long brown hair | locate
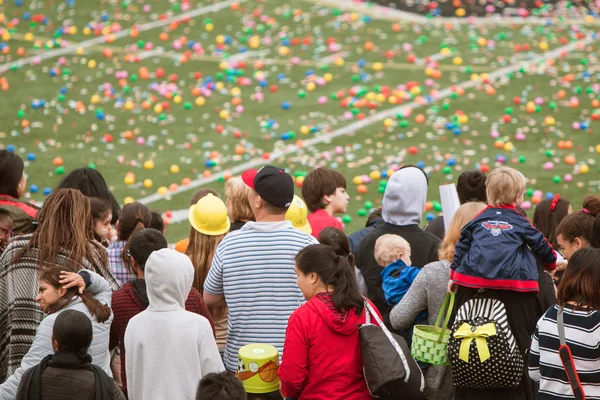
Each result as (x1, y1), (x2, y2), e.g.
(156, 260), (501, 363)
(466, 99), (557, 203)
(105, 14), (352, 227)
(186, 230), (225, 294)
(39, 266), (112, 323)
(118, 202), (151, 268)
(557, 248), (600, 310)
(19, 189), (108, 271)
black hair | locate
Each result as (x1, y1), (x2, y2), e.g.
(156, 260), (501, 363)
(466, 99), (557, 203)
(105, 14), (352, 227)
(57, 168), (121, 224)
(591, 216), (600, 249)
(196, 372), (246, 400)
(150, 211), (165, 233)
(557, 248), (600, 310)
(533, 198), (571, 250)
(366, 207), (382, 227)
(0, 150), (25, 198)
(129, 228), (168, 271)
(456, 170), (487, 204)
(317, 227), (354, 266)
(0, 208), (10, 218)
(52, 310), (93, 358)
(295, 244), (364, 315)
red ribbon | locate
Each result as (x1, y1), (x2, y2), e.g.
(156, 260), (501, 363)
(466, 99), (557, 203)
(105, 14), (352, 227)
(550, 193), (560, 211)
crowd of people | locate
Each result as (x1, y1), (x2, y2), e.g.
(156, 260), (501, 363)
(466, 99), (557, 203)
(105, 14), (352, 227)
(0, 147), (599, 400)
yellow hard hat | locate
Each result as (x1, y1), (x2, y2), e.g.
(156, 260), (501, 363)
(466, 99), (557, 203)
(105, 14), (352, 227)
(188, 193), (231, 235)
(285, 195), (311, 234)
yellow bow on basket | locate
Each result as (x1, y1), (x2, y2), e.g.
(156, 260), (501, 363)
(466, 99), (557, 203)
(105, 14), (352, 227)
(454, 322), (497, 363)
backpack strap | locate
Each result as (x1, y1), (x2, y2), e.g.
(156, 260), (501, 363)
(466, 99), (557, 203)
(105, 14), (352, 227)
(557, 307), (586, 400)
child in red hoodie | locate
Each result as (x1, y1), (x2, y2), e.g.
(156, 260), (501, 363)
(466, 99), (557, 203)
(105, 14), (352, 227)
(301, 167), (349, 238)
(279, 244), (380, 400)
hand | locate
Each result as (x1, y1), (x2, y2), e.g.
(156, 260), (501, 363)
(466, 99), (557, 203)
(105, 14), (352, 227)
(447, 280), (457, 293)
(555, 262), (567, 273)
(60, 272), (85, 294)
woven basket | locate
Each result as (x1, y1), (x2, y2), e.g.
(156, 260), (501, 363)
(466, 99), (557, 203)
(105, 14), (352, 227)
(411, 292), (455, 366)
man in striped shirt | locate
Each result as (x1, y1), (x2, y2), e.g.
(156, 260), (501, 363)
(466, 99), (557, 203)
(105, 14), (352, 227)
(204, 166), (318, 372)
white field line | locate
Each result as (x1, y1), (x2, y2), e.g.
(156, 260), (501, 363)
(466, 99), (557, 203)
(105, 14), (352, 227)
(415, 51), (453, 66)
(0, 0), (245, 74)
(319, 51), (350, 65)
(302, 0), (600, 26)
(137, 47), (166, 60)
(139, 35), (597, 206)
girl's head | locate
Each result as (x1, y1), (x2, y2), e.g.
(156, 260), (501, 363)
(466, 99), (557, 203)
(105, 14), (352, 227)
(52, 310), (93, 356)
(118, 202), (152, 267)
(37, 267), (111, 323)
(439, 202), (487, 261)
(295, 244), (363, 315)
(25, 189), (103, 269)
(225, 177), (254, 223)
(57, 168), (121, 224)
(317, 227), (354, 266)
(0, 150), (26, 198)
(89, 197), (112, 242)
(533, 195), (572, 250)
(557, 248), (600, 310)
(556, 195), (600, 260)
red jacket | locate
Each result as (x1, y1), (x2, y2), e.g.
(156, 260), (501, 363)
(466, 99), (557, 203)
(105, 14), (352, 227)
(307, 209), (343, 239)
(278, 293), (380, 400)
(110, 280), (214, 394)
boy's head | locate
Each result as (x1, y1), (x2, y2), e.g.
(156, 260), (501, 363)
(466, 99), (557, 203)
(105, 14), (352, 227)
(0, 209), (13, 242)
(129, 228), (168, 275)
(196, 372), (246, 400)
(150, 211), (166, 234)
(301, 167), (348, 214)
(51, 310), (93, 354)
(374, 234), (411, 267)
(486, 167), (526, 207)
(456, 170), (487, 204)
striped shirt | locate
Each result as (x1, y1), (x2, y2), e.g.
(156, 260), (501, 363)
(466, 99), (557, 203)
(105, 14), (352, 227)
(529, 304), (600, 400)
(204, 221), (318, 372)
(108, 240), (136, 285)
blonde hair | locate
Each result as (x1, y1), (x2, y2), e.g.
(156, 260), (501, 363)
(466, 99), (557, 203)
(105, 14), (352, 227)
(225, 177), (254, 223)
(486, 166), (526, 206)
(185, 230), (225, 294)
(374, 234), (411, 266)
(439, 202), (487, 261)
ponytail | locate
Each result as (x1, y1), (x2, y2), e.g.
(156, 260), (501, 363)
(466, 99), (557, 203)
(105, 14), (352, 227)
(79, 291), (112, 323)
(118, 203), (152, 269)
(296, 244), (364, 316)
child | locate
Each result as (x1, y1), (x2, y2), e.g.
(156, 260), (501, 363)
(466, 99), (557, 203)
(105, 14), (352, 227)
(196, 372), (246, 400)
(529, 247), (600, 399)
(89, 197), (113, 246)
(0, 208), (14, 253)
(149, 210), (165, 234)
(301, 167), (349, 238)
(449, 166), (557, 293)
(375, 234), (428, 323)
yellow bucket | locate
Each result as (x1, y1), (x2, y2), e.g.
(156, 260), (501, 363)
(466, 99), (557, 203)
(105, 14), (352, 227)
(237, 344), (280, 394)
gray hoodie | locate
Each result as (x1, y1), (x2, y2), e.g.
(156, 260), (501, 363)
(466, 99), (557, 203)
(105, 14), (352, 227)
(125, 249), (224, 400)
(382, 166), (428, 226)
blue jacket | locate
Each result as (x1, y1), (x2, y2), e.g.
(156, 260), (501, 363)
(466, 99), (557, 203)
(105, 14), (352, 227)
(450, 205), (557, 292)
(380, 260), (427, 322)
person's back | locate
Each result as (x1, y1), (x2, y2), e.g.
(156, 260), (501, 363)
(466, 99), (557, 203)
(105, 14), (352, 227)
(125, 249), (223, 400)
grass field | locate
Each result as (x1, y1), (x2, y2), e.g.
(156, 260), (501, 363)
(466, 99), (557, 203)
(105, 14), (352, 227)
(0, 0), (599, 241)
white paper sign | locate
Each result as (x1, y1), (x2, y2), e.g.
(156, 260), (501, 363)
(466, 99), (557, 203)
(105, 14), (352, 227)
(440, 184), (461, 230)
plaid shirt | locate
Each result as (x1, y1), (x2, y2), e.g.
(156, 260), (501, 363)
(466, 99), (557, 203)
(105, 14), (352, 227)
(108, 240), (137, 285)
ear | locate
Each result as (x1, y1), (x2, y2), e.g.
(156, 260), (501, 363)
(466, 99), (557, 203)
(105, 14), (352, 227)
(116, 220), (120, 233)
(574, 237), (583, 249)
(255, 195), (264, 209)
(322, 194), (332, 206)
(58, 286), (68, 297)
(309, 272), (319, 285)
(52, 339), (60, 352)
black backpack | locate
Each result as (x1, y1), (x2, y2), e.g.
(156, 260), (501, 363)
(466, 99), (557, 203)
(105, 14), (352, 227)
(448, 292), (523, 388)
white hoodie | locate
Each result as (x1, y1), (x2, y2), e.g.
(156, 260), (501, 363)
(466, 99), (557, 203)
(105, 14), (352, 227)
(125, 249), (224, 400)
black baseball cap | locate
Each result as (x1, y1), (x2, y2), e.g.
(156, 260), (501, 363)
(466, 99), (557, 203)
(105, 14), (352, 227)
(242, 166), (294, 209)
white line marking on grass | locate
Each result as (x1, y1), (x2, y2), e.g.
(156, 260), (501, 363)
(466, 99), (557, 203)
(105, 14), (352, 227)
(137, 47), (166, 60)
(319, 51), (350, 65)
(415, 51), (453, 66)
(139, 35), (597, 206)
(0, 0), (245, 74)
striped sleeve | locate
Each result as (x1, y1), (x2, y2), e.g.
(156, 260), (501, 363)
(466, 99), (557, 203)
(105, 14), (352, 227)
(528, 322), (541, 382)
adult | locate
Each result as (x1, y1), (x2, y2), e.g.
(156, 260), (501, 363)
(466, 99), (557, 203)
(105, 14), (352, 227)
(174, 188), (220, 253)
(225, 177), (255, 232)
(424, 169), (487, 239)
(555, 195), (600, 260)
(108, 202), (151, 286)
(57, 167), (121, 225)
(1, 267), (112, 398)
(0, 150), (39, 235)
(347, 207), (382, 254)
(390, 202), (487, 400)
(110, 229), (214, 397)
(279, 244), (381, 399)
(203, 166), (318, 372)
(0, 189), (115, 381)
(186, 194), (229, 353)
(355, 165), (440, 329)
(533, 194), (572, 310)
(17, 310), (124, 400)
(125, 249), (223, 400)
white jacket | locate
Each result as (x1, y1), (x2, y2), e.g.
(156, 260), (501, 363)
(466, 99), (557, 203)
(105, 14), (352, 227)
(125, 249), (224, 400)
(0, 270), (113, 400)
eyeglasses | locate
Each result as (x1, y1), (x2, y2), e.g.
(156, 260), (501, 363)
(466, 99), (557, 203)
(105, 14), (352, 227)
(126, 250), (131, 257)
